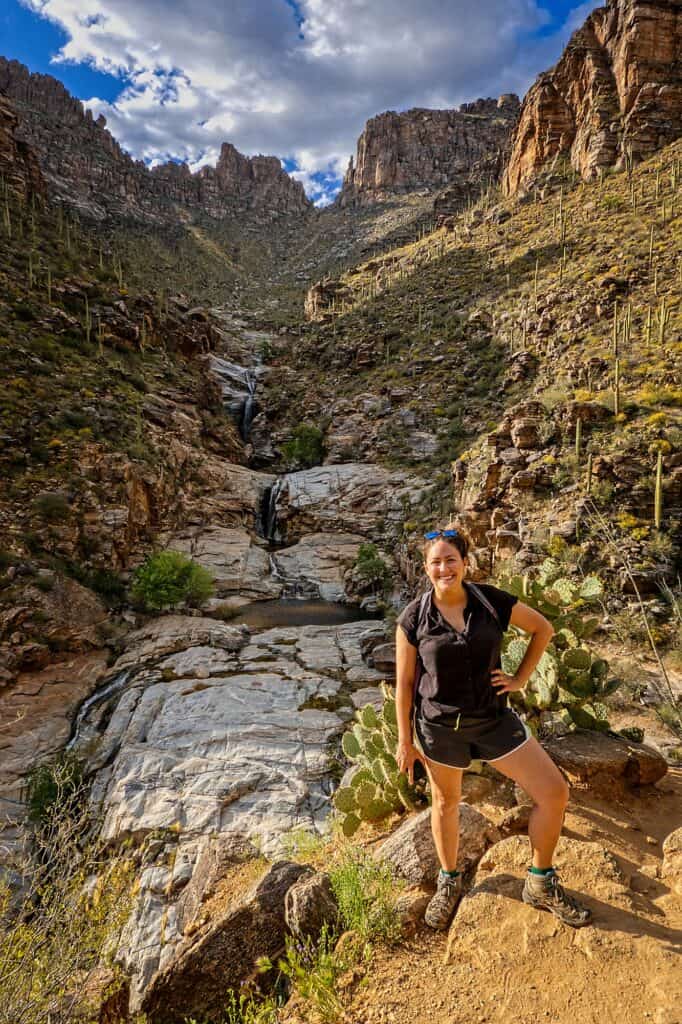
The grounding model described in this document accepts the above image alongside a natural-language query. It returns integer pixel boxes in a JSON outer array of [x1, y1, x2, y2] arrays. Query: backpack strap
[[411, 590, 431, 703], [466, 582, 501, 630]]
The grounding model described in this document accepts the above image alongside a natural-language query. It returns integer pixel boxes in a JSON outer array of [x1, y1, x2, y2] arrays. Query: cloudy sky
[[1, 0, 595, 204]]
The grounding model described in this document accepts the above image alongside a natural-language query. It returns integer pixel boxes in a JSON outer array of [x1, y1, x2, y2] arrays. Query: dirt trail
[[338, 767, 682, 1024]]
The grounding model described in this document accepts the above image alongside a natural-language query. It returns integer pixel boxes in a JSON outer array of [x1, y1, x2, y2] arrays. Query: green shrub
[[1, 777, 135, 1024], [34, 491, 71, 521], [329, 846, 403, 944], [258, 925, 357, 1024], [131, 549, 215, 611], [281, 423, 325, 468], [24, 751, 84, 826]]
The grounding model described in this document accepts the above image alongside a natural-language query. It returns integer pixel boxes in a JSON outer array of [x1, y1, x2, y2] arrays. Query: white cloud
[[20, 0, 595, 203]]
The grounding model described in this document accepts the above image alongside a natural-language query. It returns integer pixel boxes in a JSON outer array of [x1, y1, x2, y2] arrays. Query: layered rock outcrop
[[503, 0, 682, 194], [0, 57, 310, 220], [0, 93, 43, 199], [337, 95, 520, 207]]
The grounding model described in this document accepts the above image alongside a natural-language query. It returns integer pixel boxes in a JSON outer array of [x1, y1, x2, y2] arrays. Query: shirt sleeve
[[396, 599, 420, 646], [478, 583, 518, 632]]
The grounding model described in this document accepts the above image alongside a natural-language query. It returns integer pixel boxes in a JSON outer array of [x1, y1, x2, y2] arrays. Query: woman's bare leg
[[487, 736, 569, 867], [422, 756, 465, 871]]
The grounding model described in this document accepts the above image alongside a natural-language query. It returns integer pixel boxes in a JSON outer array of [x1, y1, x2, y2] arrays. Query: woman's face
[[424, 540, 467, 597]]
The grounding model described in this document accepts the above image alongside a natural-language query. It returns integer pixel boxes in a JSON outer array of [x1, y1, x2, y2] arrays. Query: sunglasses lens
[[443, 530, 459, 538], [423, 531, 440, 539]]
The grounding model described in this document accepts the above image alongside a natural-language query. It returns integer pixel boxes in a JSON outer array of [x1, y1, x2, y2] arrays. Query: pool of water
[[231, 599, 382, 629]]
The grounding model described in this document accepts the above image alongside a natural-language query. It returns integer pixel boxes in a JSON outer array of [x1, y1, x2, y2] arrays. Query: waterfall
[[260, 477, 285, 542], [66, 669, 132, 751], [240, 373, 257, 440], [209, 355, 258, 441]]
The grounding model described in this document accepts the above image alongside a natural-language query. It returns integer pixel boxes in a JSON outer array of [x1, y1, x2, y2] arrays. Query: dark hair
[[422, 523, 471, 562]]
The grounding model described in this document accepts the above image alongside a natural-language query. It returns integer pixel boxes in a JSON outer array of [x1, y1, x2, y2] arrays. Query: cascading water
[[260, 477, 285, 543], [209, 355, 259, 441], [66, 669, 132, 751]]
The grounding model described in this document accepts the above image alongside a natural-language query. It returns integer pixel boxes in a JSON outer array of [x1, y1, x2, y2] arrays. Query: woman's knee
[[539, 774, 570, 810], [430, 785, 461, 814]]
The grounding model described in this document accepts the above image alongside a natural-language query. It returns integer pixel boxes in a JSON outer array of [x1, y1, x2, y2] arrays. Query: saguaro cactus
[[654, 449, 663, 529]]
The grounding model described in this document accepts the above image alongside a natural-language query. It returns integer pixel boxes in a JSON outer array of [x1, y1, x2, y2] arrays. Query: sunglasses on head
[[424, 529, 459, 540]]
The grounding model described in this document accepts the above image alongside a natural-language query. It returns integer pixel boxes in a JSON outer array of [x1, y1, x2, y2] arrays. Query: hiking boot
[[424, 871, 463, 931], [522, 870, 592, 928]]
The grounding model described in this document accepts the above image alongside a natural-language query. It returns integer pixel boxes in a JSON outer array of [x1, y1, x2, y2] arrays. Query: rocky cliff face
[[503, 0, 682, 195], [337, 95, 520, 207], [0, 57, 310, 220], [0, 93, 44, 200]]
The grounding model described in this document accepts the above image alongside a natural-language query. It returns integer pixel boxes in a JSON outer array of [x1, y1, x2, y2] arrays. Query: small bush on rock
[[281, 423, 325, 468], [352, 542, 391, 593], [131, 550, 214, 611]]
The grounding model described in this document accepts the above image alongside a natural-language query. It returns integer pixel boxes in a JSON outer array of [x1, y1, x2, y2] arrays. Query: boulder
[[661, 827, 682, 896], [140, 860, 310, 1024], [375, 805, 500, 886], [285, 871, 339, 940], [394, 887, 432, 936], [544, 731, 667, 794]]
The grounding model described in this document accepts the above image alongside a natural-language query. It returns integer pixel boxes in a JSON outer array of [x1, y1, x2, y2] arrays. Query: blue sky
[[0, 0, 595, 204]]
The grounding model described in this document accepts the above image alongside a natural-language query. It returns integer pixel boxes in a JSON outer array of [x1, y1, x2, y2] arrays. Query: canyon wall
[[504, 0, 682, 195], [337, 95, 521, 207], [0, 57, 310, 221], [0, 93, 44, 200]]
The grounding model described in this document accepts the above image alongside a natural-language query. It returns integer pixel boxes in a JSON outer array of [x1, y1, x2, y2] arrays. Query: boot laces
[[547, 873, 583, 914]]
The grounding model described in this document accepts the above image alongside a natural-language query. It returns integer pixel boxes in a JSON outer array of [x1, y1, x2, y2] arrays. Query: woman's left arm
[[490, 601, 555, 694]]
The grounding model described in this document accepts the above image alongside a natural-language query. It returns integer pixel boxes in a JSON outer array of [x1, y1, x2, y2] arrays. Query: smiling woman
[[394, 523, 593, 932]]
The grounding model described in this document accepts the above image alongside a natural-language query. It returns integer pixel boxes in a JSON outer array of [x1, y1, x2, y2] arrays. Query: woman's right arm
[[395, 625, 424, 783]]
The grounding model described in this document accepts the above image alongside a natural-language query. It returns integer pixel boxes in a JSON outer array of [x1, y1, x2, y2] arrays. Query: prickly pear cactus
[[497, 560, 620, 735], [333, 682, 427, 837]]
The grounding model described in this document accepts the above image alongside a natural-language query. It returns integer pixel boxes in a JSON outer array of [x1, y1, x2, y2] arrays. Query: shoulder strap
[[467, 582, 501, 629], [411, 590, 431, 702], [416, 590, 431, 635]]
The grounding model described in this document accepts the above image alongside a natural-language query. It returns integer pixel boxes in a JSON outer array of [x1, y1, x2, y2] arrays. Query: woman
[[395, 526, 591, 931]]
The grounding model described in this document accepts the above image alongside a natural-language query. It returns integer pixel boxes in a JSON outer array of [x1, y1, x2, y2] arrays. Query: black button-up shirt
[[397, 581, 518, 720]]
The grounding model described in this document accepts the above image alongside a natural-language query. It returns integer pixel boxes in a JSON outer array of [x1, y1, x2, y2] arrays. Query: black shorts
[[414, 708, 532, 769]]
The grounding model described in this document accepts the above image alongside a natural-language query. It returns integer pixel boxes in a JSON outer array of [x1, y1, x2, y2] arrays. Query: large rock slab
[[0, 651, 109, 843], [272, 532, 365, 601], [140, 860, 310, 1024], [544, 730, 667, 794], [169, 525, 282, 602], [441, 836, 682, 1023], [375, 805, 501, 886], [269, 463, 432, 542], [503, 0, 682, 195], [72, 617, 386, 1004]]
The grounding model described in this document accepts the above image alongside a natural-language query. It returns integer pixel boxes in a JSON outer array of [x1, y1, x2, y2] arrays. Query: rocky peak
[[0, 56, 310, 220], [337, 95, 520, 207], [503, 0, 682, 195]]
